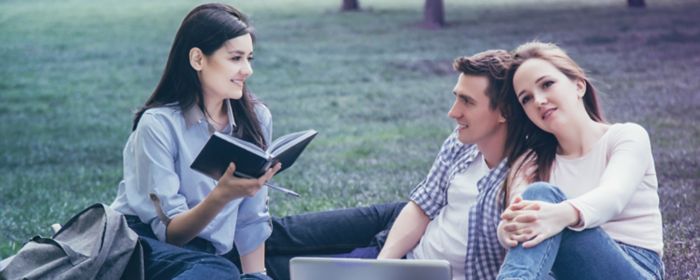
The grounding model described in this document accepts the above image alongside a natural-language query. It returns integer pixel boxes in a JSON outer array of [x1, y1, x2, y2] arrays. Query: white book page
[[269, 130, 316, 158], [215, 131, 270, 158]]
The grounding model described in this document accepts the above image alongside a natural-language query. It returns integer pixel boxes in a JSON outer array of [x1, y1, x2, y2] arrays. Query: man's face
[[447, 74, 506, 145]]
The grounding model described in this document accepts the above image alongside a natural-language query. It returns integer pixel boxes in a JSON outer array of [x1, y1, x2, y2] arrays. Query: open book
[[191, 129, 318, 180]]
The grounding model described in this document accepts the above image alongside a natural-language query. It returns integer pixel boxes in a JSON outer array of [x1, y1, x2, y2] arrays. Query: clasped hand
[[498, 197, 578, 248], [213, 162, 282, 202]]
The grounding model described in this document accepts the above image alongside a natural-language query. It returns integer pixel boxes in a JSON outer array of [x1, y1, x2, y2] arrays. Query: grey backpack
[[0, 203, 144, 280]]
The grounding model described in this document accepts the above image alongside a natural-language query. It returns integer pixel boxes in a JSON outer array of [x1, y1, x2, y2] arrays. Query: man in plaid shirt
[[265, 50, 520, 280], [377, 49, 516, 280]]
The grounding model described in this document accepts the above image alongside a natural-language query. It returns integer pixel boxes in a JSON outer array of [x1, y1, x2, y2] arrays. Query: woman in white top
[[496, 42, 664, 280]]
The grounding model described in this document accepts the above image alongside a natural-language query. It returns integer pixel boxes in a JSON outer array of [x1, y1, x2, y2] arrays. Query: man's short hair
[[452, 50, 513, 112]]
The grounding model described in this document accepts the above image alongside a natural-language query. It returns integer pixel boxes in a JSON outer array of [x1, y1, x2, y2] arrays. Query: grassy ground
[[1, 0, 698, 278]]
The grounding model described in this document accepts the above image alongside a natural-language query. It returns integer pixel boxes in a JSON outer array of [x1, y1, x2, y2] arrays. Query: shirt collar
[[462, 143, 481, 164], [458, 136, 508, 174], [184, 99, 237, 132]]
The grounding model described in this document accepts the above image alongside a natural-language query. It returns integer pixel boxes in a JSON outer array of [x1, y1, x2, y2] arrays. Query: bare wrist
[[562, 201, 581, 227], [206, 187, 231, 209]]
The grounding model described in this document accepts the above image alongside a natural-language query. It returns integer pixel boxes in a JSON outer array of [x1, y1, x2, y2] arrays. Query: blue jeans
[[497, 183, 664, 280], [265, 202, 406, 280], [126, 215, 241, 280]]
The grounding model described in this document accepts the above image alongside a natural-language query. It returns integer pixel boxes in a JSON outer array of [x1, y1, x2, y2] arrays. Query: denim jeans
[[126, 215, 241, 280], [265, 202, 406, 280], [497, 183, 664, 280]]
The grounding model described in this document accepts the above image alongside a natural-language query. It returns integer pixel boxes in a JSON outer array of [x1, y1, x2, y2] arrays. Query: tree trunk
[[628, 0, 645, 7], [423, 0, 445, 29], [341, 0, 360, 11]]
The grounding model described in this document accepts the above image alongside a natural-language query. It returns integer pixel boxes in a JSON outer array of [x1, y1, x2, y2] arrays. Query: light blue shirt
[[111, 99, 273, 255]]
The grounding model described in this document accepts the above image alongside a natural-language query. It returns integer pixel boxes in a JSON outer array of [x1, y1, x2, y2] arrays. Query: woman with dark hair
[[110, 3, 279, 279], [496, 42, 664, 280]]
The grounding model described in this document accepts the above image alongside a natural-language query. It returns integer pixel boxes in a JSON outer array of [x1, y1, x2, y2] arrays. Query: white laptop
[[290, 257, 452, 280]]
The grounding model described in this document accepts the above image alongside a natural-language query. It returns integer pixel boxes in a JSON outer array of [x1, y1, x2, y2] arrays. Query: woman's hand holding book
[[213, 162, 282, 202]]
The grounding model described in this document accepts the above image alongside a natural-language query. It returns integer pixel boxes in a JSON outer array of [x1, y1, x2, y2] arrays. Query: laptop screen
[[290, 257, 452, 280]]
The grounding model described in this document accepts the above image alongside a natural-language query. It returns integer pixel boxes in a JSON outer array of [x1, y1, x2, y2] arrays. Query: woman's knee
[[521, 182, 567, 202]]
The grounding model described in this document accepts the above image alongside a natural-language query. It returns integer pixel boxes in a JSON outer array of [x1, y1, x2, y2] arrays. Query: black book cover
[[191, 130, 317, 179]]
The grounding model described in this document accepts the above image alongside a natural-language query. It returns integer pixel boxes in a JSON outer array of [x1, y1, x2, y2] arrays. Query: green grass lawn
[[1, 0, 698, 278]]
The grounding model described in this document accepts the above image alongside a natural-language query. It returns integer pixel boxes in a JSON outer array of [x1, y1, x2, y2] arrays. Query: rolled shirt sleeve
[[128, 112, 190, 242]]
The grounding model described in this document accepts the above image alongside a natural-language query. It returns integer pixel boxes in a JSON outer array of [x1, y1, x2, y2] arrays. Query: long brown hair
[[505, 41, 606, 183], [133, 3, 267, 149]]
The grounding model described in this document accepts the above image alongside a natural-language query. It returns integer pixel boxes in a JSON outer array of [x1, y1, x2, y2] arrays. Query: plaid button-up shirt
[[410, 131, 508, 280]]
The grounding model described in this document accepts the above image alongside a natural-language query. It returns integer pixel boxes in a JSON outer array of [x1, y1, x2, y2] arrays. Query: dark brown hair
[[505, 41, 605, 183], [133, 3, 267, 149], [453, 50, 511, 111], [453, 50, 529, 169]]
